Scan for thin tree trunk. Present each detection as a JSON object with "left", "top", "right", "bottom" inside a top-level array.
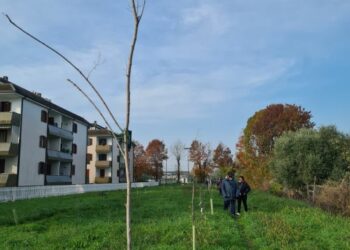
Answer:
[
  {"left": 125, "top": 1, "right": 144, "bottom": 249},
  {"left": 191, "top": 179, "right": 195, "bottom": 250},
  {"left": 177, "top": 159, "right": 181, "bottom": 183}
]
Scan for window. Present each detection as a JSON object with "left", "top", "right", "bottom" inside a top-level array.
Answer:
[
  {"left": 72, "top": 144, "right": 77, "bottom": 154},
  {"left": 0, "top": 159, "right": 5, "bottom": 173},
  {"left": 117, "top": 155, "right": 120, "bottom": 163},
  {"left": 39, "top": 136, "right": 47, "bottom": 148},
  {"left": 0, "top": 130, "right": 7, "bottom": 143},
  {"left": 38, "top": 162, "right": 46, "bottom": 175},
  {"left": 41, "top": 110, "right": 48, "bottom": 123},
  {"left": 46, "top": 163, "right": 52, "bottom": 175},
  {"left": 0, "top": 102, "right": 11, "bottom": 112},
  {"left": 88, "top": 138, "right": 93, "bottom": 146},
  {"left": 99, "top": 138, "right": 107, "bottom": 145},
  {"left": 71, "top": 165, "right": 75, "bottom": 175},
  {"left": 87, "top": 153, "right": 92, "bottom": 163},
  {"left": 100, "top": 169, "right": 105, "bottom": 177},
  {"left": 48, "top": 117, "right": 55, "bottom": 125},
  {"left": 98, "top": 154, "right": 107, "bottom": 161},
  {"left": 72, "top": 123, "right": 78, "bottom": 133}
]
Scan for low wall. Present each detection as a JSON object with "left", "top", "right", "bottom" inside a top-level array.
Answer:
[{"left": 0, "top": 182, "right": 159, "bottom": 202}]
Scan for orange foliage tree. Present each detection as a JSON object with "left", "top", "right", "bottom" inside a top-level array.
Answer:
[
  {"left": 145, "top": 139, "right": 168, "bottom": 181},
  {"left": 189, "top": 140, "right": 213, "bottom": 182},
  {"left": 133, "top": 141, "right": 152, "bottom": 182},
  {"left": 236, "top": 104, "right": 314, "bottom": 188},
  {"left": 213, "top": 143, "right": 235, "bottom": 175}
]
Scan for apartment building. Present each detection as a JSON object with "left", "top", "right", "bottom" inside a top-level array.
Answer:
[
  {"left": 87, "top": 124, "right": 133, "bottom": 184},
  {"left": 0, "top": 76, "right": 89, "bottom": 187}
]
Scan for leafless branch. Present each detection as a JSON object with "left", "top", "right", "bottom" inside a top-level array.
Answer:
[
  {"left": 87, "top": 52, "right": 105, "bottom": 79},
  {"left": 3, "top": 13, "right": 123, "bottom": 132},
  {"left": 67, "top": 79, "right": 126, "bottom": 159}
]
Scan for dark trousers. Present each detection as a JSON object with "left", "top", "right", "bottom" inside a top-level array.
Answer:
[
  {"left": 224, "top": 199, "right": 236, "bottom": 215},
  {"left": 237, "top": 195, "right": 248, "bottom": 213}
]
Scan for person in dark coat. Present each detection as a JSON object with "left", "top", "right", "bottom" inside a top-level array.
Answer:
[
  {"left": 221, "top": 172, "right": 237, "bottom": 216},
  {"left": 236, "top": 176, "right": 251, "bottom": 215}
]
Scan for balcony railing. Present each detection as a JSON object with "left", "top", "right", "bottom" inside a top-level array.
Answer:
[
  {"left": 0, "top": 142, "right": 19, "bottom": 156},
  {"left": 96, "top": 144, "right": 112, "bottom": 153},
  {"left": 47, "top": 149, "right": 73, "bottom": 162},
  {"left": 48, "top": 124, "right": 73, "bottom": 141},
  {"left": 95, "top": 177, "right": 111, "bottom": 184},
  {"left": 46, "top": 175, "right": 72, "bottom": 185},
  {"left": 0, "top": 112, "right": 20, "bottom": 127},
  {"left": 95, "top": 160, "right": 112, "bottom": 169}
]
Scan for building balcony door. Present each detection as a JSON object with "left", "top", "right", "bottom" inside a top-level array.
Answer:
[{"left": 0, "top": 159, "right": 5, "bottom": 173}]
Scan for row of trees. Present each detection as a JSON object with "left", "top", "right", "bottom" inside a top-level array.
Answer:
[{"left": 134, "top": 139, "right": 237, "bottom": 183}]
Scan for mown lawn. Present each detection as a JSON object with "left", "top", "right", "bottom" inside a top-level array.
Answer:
[{"left": 0, "top": 184, "right": 349, "bottom": 250}]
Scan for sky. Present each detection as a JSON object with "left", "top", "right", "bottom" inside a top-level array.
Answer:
[{"left": 1, "top": 0, "right": 350, "bottom": 171}]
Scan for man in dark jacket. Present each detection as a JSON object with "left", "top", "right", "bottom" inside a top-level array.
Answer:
[
  {"left": 236, "top": 176, "right": 251, "bottom": 215},
  {"left": 221, "top": 172, "right": 237, "bottom": 216}
]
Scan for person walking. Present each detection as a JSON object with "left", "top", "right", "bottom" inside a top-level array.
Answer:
[
  {"left": 236, "top": 176, "right": 251, "bottom": 215},
  {"left": 221, "top": 172, "right": 237, "bottom": 216}
]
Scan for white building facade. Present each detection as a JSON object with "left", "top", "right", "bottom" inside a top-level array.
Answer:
[
  {"left": 87, "top": 124, "right": 134, "bottom": 184},
  {"left": 0, "top": 76, "right": 89, "bottom": 187}
]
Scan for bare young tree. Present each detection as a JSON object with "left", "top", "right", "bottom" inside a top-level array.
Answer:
[
  {"left": 4, "top": 1, "right": 145, "bottom": 249},
  {"left": 171, "top": 140, "right": 185, "bottom": 183}
]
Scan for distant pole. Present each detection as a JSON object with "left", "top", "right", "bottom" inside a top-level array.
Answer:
[
  {"left": 165, "top": 159, "right": 168, "bottom": 184},
  {"left": 184, "top": 147, "right": 190, "bottom": 183}
]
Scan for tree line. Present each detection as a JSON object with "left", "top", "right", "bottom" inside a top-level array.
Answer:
[{"left": 133, "top": 139, "right": 238, "bottom": 183}]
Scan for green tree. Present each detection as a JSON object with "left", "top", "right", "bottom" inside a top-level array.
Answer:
[{"left": 270, "top": 126, "right": 350, "bottom": 190}]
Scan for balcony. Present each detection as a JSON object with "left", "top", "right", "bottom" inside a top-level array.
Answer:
[
  {"left": 48, "top": 125, "right": 73, "bottom": 141},
  {"left": 0, "top": 173, "right": 17, "bottom": 187},
  {"left": 46, "top": 175, "right": 72, "bottom": 185},
  {"left": 95, "top": 177, "right": 111, "bottom": 184},
  {"left": 47, "top": 149, "right": 72, "bottom": 162},
  {"left": 0, "top": 112, "right": 20, "bottom": 127},
  {"left": 0, "top": 143, "right": 19, "bottom": 156},
  {"left": 95, "top": 160, "right": 112, "bottom": 169},
  {"left": 96, "top": 144, "right": 112, "bottom": 153}
]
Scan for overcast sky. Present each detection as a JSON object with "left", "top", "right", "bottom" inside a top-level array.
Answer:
[{"left": 2, "top": 0, "right": 350, "bottom": 170}]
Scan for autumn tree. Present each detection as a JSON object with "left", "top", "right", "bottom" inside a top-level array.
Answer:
[
  {"left": 133, "top": 141, "right": 152, "bottom": 182},
  {"left": 189, "top": 140, "right": 213, "bottom": 183},
  {"left": 145, "top": 139, "right": 168, "bottom": 181},
  {"left": 213, "top": 143, "right": 233, "bottom": 167},
  {"left": 236, "top": 104, "right": 314, "bottom": 188},
  {"left": 171, "top": 140, "right": 185, "bottom": 183}
]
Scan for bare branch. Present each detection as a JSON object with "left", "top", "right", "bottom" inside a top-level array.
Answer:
[
  {"left": 138, "top": 0, "right": 146, "bottom": 21},
  {"left": 3, "top": 13, "right": 123, "bottom": 132},
  {"left": 87, "top": 52, "right": 105, "bottom": 80},
  {"left": 67, "top": 79, "right": 125, "bottom": 159}
]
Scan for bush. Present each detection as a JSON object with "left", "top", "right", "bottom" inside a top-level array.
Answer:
[
  {"left": 315, "top": 174, "right": 350, "bottom": 216},
  {"left": 270, "top": 126, "right": 350, "bottom": 190}
]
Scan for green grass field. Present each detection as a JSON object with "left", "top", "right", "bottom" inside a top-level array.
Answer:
[{"left": 0, "top": 184, "right": 349, "bottom": 250}]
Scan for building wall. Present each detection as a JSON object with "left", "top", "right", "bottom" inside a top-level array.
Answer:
[
  {"left": 112, "top": 138, "right": 119, "bottom": 183},
  {"left": 72, "top": 121, "right": 88, "bottom": 185},
  {"left": 87, "top": 137, "right": 96, "bottom": 183},
  {"left": 18, "top": 99, "right": 47, "bottom": 186}
]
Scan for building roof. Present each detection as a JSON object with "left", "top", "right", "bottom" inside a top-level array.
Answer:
[{"left": 0, "top": 76, "right": 89, "bottom": 125}]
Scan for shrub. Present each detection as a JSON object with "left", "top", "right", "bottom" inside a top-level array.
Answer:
[{"left": 315, "top": 174, "right": 350, "bottom": 216}]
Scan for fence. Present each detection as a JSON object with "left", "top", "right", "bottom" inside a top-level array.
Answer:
[{"left": 0, "top": 181, "right": 159, "bottom": 202}]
